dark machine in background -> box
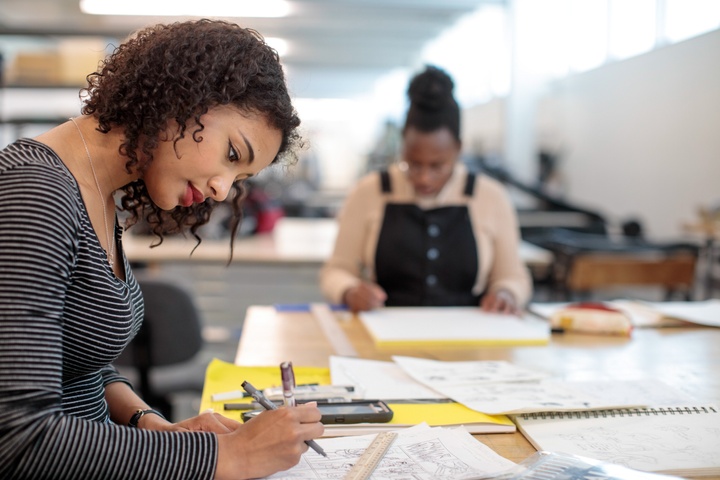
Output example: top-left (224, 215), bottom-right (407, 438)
top-left (471, 155), bottom-right (699, 301)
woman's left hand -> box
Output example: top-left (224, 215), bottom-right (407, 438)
top-left (141, 409), bottom-right (242, 434)
top-left (174, 410), bottom-right (242, 433)
top-left (481, 289), bottom-right (520, 315)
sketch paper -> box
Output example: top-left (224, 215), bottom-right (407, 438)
top-left (414, 380), bottom-right (623, 415)
top-left (567, 379), bottom-right (697, 408)
top-left (358, 307), bottom-right (550, 346)
top-left (265, 424), bottom-right (516, 479)
top-left (390, 356), bottom-right (693, 414)
top-left (513, 406), bottom-right (720, 476)
top-left (392, 356), bottom-right (549, 387)
top-left (644, 299), bottom-right (720, 327)
top-left (329, 356), bottom-right (445, 400)
top-left (423, 379), bottom-right (695, 415)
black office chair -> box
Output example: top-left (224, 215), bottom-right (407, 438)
top-left (115, 279), bottom-right (206, 420)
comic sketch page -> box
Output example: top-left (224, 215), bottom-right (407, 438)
top-left (428, 379), bottom-right (697, 415)
top-left (514, 407), bottom-right (720, 475)
top-left (265, 425), bottom-right (515, 480)
top-left (391, 356), bottom-right (549, 386)
top-left (391, 357), bottom-right (692, 414)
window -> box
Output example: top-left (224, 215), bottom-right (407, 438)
top-left (664, 0), bottom-right (720, 43)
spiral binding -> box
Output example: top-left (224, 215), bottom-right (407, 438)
top-left (519, 405), bottom-right (717, 421)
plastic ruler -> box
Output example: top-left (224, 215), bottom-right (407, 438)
top-left (343, 432), bottom-right (398, 480)
top-left (310, 303), bottom-right (358, 357)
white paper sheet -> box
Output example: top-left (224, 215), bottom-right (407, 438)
top-left (391, 356), bottom-right (549, 387)
top-left (513, 406), bottom-right (720, 475)
top-left (392, 356), bottom-right (695, 415)
top-left (329, 356), bottom-right (445, 400)
top-left (645, 299), bottom-right (720, 327)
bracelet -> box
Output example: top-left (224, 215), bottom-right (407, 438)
top-left (128, 408), bottom-right (166, 428)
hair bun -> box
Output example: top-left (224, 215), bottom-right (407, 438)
top-left (407, 65), bottom-right (455, 111)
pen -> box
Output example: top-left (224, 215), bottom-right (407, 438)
top-left (225, 398), bottom-right (352, 410)
top-left (280, 361), bottom-right (296, 407)
top-left (224, 402), bottom-right (265, 410)
top-left (212, 384), bottom-right (323, 402)
top-left (241, 380), bottom-right (327, 458)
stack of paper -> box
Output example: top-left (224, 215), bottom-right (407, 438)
top-left (358, 307), bottom-right (550, 347)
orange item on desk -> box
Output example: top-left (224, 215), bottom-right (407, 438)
top-left (550, 302), bottom-right (633, 336)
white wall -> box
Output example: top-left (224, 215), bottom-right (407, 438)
top-left (462, 98), bottom-right (505, 158)
top-left (537, 29), bottom-right (720, 239)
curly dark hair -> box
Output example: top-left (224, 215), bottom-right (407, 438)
top-left (81, 19), bottom-right (301, 255)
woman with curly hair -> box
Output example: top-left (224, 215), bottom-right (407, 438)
top-left (320, 65), bottom-right (531, 314)
top-left (0, 19), bottom-right (322, 479)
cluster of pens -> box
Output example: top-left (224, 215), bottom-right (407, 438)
top-left (241, 361), bottom-right (327, 457)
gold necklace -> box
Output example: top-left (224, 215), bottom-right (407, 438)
top-left (70, 117), bottom-right (115, 267)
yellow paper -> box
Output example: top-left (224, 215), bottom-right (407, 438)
top-left (386, 402), bottom-right (513, 427)
top-left (201, 359), bottom-right (513, 431)
top-left (200, 358), bottom-right (331, 419)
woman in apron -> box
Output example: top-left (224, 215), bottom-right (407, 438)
top-left (320, 66), bottom-right (531, 314)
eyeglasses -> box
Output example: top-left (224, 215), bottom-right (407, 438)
top-left (398, 160), bottom-right (454, 179)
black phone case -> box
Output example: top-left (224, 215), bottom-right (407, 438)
top-left (241, 400), bottom-right (394, 424)
top-left (316, 400), bottom-right (393, 424)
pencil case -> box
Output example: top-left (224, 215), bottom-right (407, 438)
top-left (550, 302), bottom-right (633, 336)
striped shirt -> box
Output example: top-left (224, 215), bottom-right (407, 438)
top-left (0, 139), bottom-right (217, 479)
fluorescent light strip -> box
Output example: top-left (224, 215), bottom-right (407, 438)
top-left (79, 0), bottom-right (291, 17)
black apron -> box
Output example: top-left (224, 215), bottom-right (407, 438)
top-left (374, 170), bottom-right (480, 306)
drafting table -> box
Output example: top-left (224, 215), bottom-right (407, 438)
top-left (234, 305), bottom-right (720, 468)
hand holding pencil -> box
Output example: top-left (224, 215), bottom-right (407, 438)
top-left (214, 383), bottom-right (325, 480)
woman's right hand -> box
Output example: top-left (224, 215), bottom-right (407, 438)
top-left (343, 282), bottom-right (387, 313)
top-left (215, 402), bottom-right (324, 480)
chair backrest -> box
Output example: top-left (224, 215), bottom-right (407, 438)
top-left (117, 279), bottom-right (203, 368)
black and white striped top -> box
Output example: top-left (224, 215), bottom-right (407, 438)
top-left (0, 139), bottom-right (217, 479)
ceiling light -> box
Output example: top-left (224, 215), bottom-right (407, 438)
top-left (79, 0), bottom-right (291, 17)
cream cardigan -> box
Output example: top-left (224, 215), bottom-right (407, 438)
top-left (319, 163), bottom-right (532, 307)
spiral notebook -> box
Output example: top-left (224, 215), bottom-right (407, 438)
top-left (513, 406), bottom-right (720, 477)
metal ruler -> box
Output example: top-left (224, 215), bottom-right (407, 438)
top-left (310, 303), bottom-right (358, 357)
top-left (343, 432), bottom-right (398, 480)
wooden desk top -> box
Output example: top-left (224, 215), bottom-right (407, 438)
top-left (235, 305), bottom-right (720, 466)
top-left (123, 217), bottom-right (554, 267)
top-left (123, 217), bottom-right (338, 265)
